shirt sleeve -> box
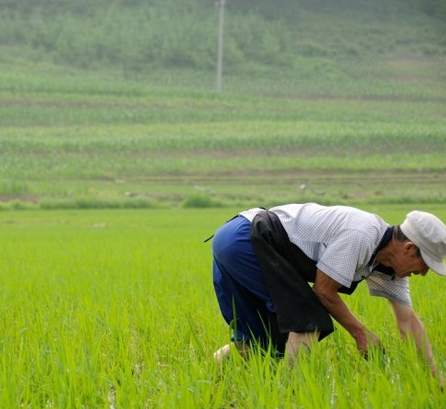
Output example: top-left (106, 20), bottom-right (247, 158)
top-left (316, 230), bottom-right (373, 288)
top-left (365, 274), bottom-right (411, 306)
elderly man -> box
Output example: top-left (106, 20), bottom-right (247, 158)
top-left (211, 203), bottom-right (446, 379)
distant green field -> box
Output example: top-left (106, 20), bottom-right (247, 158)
top-left (1, 59), bottom-right (446, 210)
top-left (0, 207), bottom-right (444, 407)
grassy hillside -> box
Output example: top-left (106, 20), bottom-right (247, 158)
top-left (0, 0), bottom-right (445, 210)
top-left (0, 60), bottom-right (445, 210)
top-left (0, 0), bottom-right (445, 76)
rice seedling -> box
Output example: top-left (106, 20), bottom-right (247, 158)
top-left (0, 207), bottom-right (444, 407)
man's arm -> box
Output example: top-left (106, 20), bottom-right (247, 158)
top-left (313, 268), bottom-right (380, 355)
top-left (390, 300), bottom-right (440, 379)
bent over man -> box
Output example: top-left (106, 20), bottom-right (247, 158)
top-left (211, 203), bottom-right (446, 379)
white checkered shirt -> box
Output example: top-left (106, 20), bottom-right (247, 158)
top-left (240, 203), bottom-right (411, 306)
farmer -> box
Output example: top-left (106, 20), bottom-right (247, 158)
top-left (211, 203), bottom-right (446, 379)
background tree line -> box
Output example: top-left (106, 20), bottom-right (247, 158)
top-left (0, 0), bottom-right (445, 74)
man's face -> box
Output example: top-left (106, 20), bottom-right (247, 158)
top-left (393, 242), bottom-right (429, 279)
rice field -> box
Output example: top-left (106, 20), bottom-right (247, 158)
top-left (0, 207), bottom-right (445, 408)
top-left (1, 51), bottom-right (446, 407)
top-left (1, 72), bottom-right (446, 209)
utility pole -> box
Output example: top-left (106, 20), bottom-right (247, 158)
top-left (216, 0), bottom-right (226, 92)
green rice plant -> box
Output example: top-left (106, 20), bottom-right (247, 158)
top-left (0, 207), bottom-right (444, 407)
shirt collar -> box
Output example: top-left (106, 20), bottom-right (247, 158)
top-left (368, 227), bottom-right (395, 276)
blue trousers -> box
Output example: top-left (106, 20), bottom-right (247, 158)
top-left (212, 215), bottom-right (286, 351)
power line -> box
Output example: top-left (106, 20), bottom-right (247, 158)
top-left (216, 0), bottom-right (226, 92)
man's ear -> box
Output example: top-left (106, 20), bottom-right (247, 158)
top-left (404, 241), bottom-right (418, 254)
top-left (402, 241), bottom-right (412, 253)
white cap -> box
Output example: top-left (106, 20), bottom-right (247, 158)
top-left (400, 211), bottom-right (446, 276)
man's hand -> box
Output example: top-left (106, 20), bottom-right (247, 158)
top-left (390, 300), bottom-right (441, 383)
top-left (354, 328), bottom-right (382, 359)
top-left (313, 269), bottom-right (381, 357)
